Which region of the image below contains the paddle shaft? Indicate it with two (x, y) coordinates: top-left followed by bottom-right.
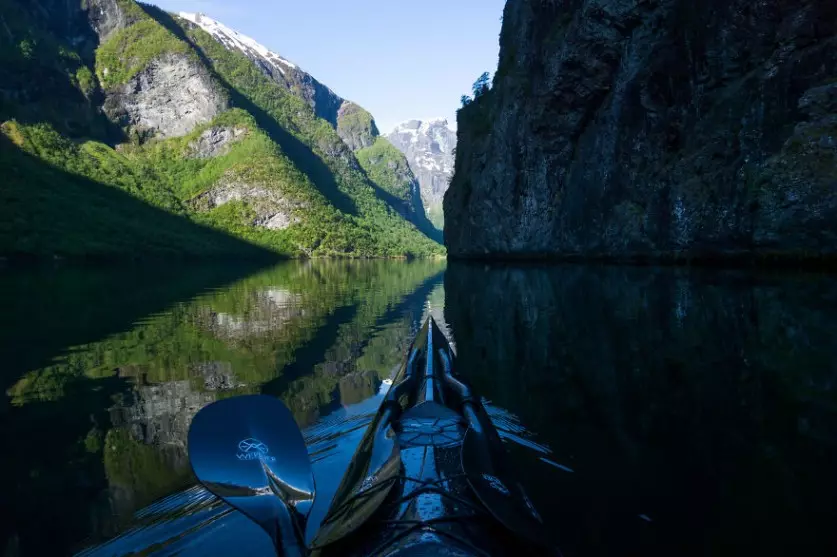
(273, 502), (307, 557)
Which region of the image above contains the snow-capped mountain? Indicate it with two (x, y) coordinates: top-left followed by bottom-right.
(176, 12), (439, 237)
(179, 12), (345, 127)
(386, 119), (456, 229)
(179, 12), (296, 73)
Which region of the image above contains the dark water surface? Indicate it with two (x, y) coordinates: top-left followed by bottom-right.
(1, 261), (835, 556)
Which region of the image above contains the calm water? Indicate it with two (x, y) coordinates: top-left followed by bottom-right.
(1, 261), (835, 556)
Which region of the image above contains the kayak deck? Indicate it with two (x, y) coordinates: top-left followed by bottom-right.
(185, 317), (553, 557)
(310, 318), (549, 556)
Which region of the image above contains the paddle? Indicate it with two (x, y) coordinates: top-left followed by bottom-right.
(435, 337), (555, 550)
(188, 395), (315, 556)
(462, 424), (554, 549)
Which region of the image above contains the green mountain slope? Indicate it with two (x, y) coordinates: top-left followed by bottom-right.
(0, 0), (444, 259)
(356, 137), (444, 243)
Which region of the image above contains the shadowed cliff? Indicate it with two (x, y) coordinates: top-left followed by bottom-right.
(445, 0), (837, 264)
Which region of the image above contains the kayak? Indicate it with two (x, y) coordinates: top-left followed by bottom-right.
(188, 317), (556, 556)
(310, 316), (552, 556)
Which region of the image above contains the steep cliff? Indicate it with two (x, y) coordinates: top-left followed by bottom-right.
(335, 101), (378, 151)
(0, 0), (442, 259)
(445, 0), (837, 262)
(176, 12), (433, 234)
(387, 118), (456, 230)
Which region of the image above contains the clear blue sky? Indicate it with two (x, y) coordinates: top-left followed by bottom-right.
(148, 0), (506, 132)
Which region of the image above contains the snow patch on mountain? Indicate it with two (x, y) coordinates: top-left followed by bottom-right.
(390, 119), (455, 154)
(178, 12), (296, 75)
(385, 119), (456, 229)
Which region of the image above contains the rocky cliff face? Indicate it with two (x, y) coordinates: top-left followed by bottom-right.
(387, 119), (456, 230)
(336, 101), (379, 151)
(179, 13), (387, 154)
(88, 0), (142, 43)
(445, 0), (837, 261)
(102, 53), (228, 139)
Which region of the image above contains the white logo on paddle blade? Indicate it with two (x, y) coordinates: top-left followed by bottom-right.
(238, 438), (268, 453)
(482, 473), (510, 495)
(236, 438), (276, 461)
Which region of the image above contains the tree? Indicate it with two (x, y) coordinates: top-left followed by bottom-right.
(460, 95), (472, 108)
(472, 72), (490, 98)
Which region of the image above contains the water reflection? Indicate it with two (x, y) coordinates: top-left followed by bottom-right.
(0, 260), (444, 556)
(445, 262), (837, 557)
(5, 260), (836, 556)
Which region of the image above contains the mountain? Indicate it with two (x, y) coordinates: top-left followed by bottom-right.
(0, 0), (443, 259)
(178, 13), (349, 136)
(176, 12), (439, 237)
(177, 13), (342, 125)
(387, 118), (456, 230)
(445, 0), (837, 263)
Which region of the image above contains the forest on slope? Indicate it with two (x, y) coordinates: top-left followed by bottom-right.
(0, 0), (443, 259)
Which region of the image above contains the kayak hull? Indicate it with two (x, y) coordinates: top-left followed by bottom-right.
(310, 318), (552, 556)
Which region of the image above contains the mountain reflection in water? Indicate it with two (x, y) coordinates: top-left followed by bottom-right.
(0, 260), (444, 556)
(1, 261), (835, 556)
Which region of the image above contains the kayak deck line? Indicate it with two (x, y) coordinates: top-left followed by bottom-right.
(187, 317), (558, 557)
(309, 317), (555, 556)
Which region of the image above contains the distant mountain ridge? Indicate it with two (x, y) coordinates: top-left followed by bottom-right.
(386, 118), (456, 230)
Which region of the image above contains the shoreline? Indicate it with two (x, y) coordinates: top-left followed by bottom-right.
(446, 250), (837, 272)
(0, 252), (447, 269)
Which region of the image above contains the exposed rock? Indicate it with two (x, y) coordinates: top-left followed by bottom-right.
(176, 13), (393, 164)
(336, 101), (379, 152)
(173, 11), (441, 240)
(86, 0), (142, 42)
(108, 379), (215, 448)
(191, 361), (243, 391)
(197, 288), (304, 341)
(190, 181), (303, 230)
(187, 126), (247, 158)
(445, 0), (837, 261)
(755, 83), (837, 251)
(386, 118), (456, 229)
(103, 53), (228, 140)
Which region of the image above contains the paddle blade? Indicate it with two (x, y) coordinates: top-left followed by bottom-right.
(188, 395), (315, 551)
(462, 427), (554, 549)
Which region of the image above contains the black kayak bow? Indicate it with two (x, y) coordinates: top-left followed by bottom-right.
(187, 318), (557, 556)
